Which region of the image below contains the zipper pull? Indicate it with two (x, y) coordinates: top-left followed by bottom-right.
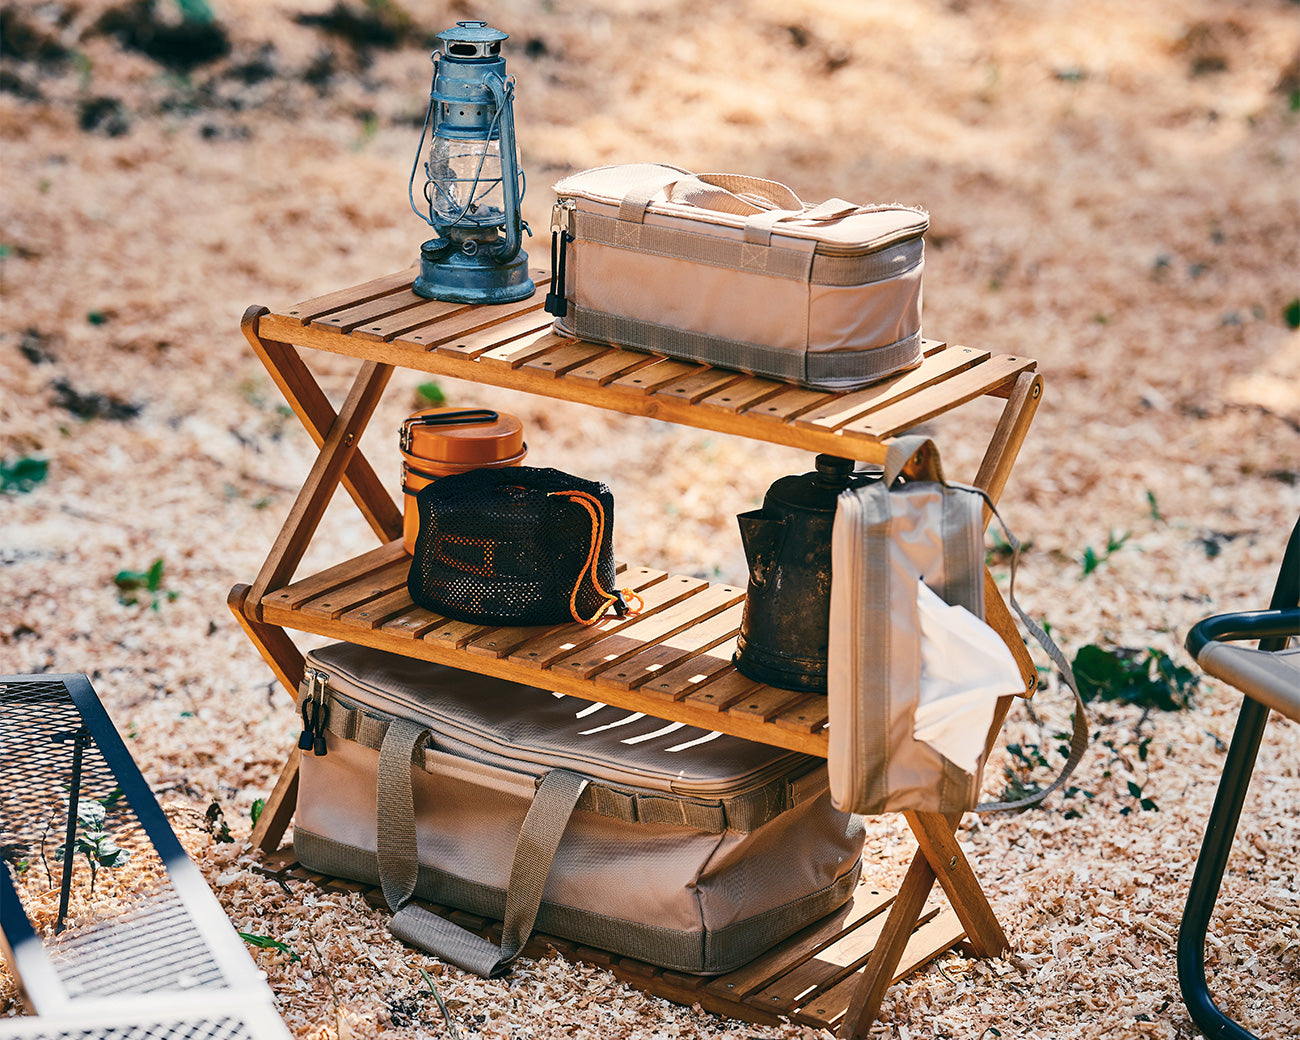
(312, 687), (330, 758)
(544, 200), (575, 318)
(296, 670), (318, 752)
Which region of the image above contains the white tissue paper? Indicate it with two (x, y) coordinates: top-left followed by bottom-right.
(913, 579), (1025, 772)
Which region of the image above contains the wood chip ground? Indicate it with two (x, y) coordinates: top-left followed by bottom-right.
(2, 2), (1297, 1037)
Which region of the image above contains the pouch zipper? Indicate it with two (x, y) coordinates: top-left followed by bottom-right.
(544, 199), (576, 318)
(297, 667), (331, 757)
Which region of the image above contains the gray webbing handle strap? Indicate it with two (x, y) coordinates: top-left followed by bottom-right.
(884, 436), (1091, 814)
(377, 717), (589, 978)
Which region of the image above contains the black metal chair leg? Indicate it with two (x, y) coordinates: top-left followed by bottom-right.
(1175, 695), (1269, 1040)
(1177, 514), (1300, 1039)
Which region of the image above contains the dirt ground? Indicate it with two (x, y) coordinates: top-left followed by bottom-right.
(2, 1), (1298, 1037)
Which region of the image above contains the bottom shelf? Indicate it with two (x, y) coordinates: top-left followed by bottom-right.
(260, 848), (966, 1031)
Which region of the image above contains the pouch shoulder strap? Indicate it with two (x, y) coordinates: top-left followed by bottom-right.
(974, 501), (1090, 814)
(377, 718), (588, 977)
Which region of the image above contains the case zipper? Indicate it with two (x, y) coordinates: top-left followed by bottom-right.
(297, 668), (331, 757)
(544, 199), (575, 318)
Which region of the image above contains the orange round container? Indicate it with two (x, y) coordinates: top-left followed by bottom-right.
(400, 407), (527, 553)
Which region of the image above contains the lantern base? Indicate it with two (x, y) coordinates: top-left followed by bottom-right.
(413, 239), (536, 304)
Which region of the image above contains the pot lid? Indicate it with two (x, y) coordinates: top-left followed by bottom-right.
(401, 407), (525, 465)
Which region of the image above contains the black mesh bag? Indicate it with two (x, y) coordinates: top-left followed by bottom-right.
(408, 466), (626, 626)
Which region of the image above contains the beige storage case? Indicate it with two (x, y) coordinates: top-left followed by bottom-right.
(294, 642), (864, 977)
(548, 163), (928, 391)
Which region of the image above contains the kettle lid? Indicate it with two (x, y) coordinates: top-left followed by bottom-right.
(764, 454), (879, 513)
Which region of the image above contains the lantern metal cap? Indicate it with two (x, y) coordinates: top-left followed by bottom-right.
(438, 21), (508, 59)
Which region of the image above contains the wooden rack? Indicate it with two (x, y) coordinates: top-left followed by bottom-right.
(230, 264), (1043, 1037)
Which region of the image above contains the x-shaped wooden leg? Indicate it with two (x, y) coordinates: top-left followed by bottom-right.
(231, 314), (403, 850)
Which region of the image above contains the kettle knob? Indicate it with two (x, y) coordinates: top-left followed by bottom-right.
(813, 454), (856, 489)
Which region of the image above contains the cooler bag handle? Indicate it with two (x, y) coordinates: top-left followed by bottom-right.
(665, 173), (804, 214)
(376, 717), (589, 978)
(662, 174), (864, 246)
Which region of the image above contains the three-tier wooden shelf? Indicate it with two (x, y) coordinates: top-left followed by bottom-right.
(230, 264), (1043, 1037)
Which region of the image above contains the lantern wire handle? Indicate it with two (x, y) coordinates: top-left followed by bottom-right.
(408, 54), (438, 226)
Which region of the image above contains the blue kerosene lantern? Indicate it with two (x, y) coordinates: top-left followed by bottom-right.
(408, 21), (534, 303)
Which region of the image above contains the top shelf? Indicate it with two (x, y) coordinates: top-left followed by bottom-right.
(252, 265), (1038, 464)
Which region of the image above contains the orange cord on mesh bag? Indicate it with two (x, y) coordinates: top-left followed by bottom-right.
(548, 490), (644, 625)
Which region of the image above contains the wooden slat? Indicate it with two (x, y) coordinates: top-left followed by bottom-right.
(563, 349), (660, 387)
(426, 310), (556, 358)
(522, 342), (612, 378)
(704, 887), (895, 1002)
(506, 572), (700, 669)
(379, 604), (446, 639)
(697, 375), (786, 413)
(261, 541), (407, 610)
(774, 695), (829, 734)
(653, 368), (749, 404)
(362, 271), (549, 343)
(753, 904), (940, 1012)
(465, 565), (664, 659)
(792, 344), (985, 432)
(422, 617), (491, 651)
(638, 638), (738, 700)
(808, 909), (965, 1027)
(338, 587), (416, 629)
(297, 559), (410, 620)
(742, 385), (832, 423)
(593, 602), (744, 690)
(683, 669), (760, 711)
(609, 357), (703, 392)
(843, 354), (1036, 438)
(311, 288), (436, 334)
(280, 268), (416, 325)
(726, 684), (814, 722)
(548, 583), (745, 681)
(476, 328), (574, 368)
(254, 310), (894, 464)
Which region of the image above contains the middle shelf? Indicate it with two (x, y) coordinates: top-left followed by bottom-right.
(245, 539), (832, 756)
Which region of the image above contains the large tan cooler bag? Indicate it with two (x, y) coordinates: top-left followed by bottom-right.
(294, 642), (865, 977)
(546, 163), (928, 391)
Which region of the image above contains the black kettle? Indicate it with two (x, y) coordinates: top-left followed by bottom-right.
(733, 455), (881, 693)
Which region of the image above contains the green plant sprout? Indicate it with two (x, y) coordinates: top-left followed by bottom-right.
(1080, 529), (1131, 577)
(415, 381), (447, 406)
(53, 797), (131, 896)
(421, 968), (461, 1039)
(0, 456), (48, 494)
(238, 931), (300, 962)
(1073, 644), (1199, 712)
(114, 558), (178, 610)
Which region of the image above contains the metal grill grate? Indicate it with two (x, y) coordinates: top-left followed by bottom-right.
(1, 673), (289, 1038)
(0, 1019), (254, 1040)
(0, 679), (123, 851)
(1, 679), (227, 999)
